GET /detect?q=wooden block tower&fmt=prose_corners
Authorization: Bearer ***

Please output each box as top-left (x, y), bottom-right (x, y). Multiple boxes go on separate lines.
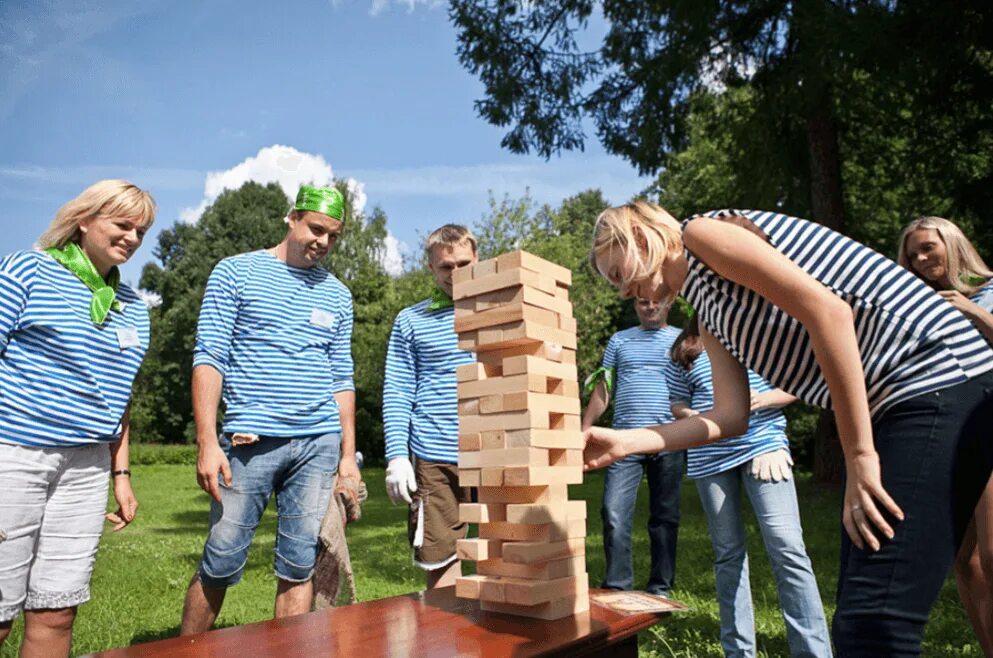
top-left (452, 250), bottom-right (590, 620)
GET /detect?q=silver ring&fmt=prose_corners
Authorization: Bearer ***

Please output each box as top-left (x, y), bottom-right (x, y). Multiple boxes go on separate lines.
top-left (851, 504), bottom-right (862, 512)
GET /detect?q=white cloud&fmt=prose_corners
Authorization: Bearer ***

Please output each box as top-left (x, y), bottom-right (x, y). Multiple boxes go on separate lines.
top-left (382, 232), bottom-right (405, 276)
top-left (367, 0), bottom-right (444, 16)
top-left (136, 289), bottom-right (163, 309)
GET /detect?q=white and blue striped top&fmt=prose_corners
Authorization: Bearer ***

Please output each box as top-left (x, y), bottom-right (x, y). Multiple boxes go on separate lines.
top-left (602, 325), bottom-right (683, 429)
top-left (970, 279), bottom-right (993, 313)
top-left (682, 210), bottom-right (993, 419)
top-left (193, 250), bottom-right (354, 437)
top-left (383, 299), bottom-right (475, 464)
top-left (0, 250), bottom-right (149, 447)
top-left (664, 352), bottom-right (788, 479)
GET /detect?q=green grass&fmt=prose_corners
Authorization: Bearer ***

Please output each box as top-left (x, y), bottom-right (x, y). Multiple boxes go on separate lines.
top-left (0, 465), bottom-right (981, 656)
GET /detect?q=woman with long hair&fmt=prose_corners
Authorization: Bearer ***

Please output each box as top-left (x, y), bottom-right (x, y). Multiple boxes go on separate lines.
top-left (0, 180), bottom-right (155, 658)
top-left (584, 202), bottom-right (993, 656)
top-left (898, 216), bottom-right (993, 656)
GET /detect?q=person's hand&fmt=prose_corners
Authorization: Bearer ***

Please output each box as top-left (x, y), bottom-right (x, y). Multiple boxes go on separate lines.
top-left (938, 289), bottom-right (981, 317)
top-left (843, 450), bottom-right (905, 551)
top-left (196, 437), bottom-right (232, 503)
top-left (583, 426), bottom-right (631, 470)
top-left (385, 457), bottom-right (417, 505)
top-left (106, 476), bottom-right (138, 531)
top-left (338, 454), bottom-right (362, 483)
top-left (749, 389), bottom-right (765, 411)
top-left (749, 449), bottom-right (793, 482)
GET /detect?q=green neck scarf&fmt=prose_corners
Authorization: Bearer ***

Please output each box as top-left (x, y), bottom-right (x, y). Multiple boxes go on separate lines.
top-left (427, 287), bottom-right (454, 312)
top-left (45, 242), bottom-right (122, 325)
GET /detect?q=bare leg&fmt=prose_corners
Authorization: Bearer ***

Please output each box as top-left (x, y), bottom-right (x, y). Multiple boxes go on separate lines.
top-left (20, 607), bottom-right (76, 658)
top-left (274, 579), bottom-right (313, 618)
top-left (426, 561), bottom-right (460, 590)
top-left (180, 574), bottom-right (226, 635)
top-left (956, 474), bottom-right (993, 657)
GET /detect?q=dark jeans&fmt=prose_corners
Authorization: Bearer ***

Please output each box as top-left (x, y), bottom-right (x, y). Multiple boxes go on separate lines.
top-left (601, 451), bottom-right (686, 595)
top-left (833, 372), bottom-right (993, 657)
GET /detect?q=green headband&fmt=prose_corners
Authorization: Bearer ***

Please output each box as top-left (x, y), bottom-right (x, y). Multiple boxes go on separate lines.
top-left (294, 185), bottom-right (345, 220)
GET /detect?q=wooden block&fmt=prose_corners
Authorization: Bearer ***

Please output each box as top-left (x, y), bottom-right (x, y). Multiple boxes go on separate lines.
top-left (474, 321), bottom-right (578, 351)
top-left (478, 576), bottom-right (506, 603)
top-left (480, 431), bottom-right (506, 450)
top-left (505, 429), bottom-right (583, 450)
top-left (459, 410), bottom-right (550, 433)
top-left (457, 537), bottom-right (502, 561)
top-left (452, 264), bottom-right (475, 286)
top-left (502, 537), bottom-right (586, 565)
top-left (481, 467), bottom-right (505, 486)
top-left (480, 582), bottom-right (589, 620)
top-left (463, 285), bottom-right (573, 317)
top-left (549, 448), bottom-right (583, 467)
top-left (471, 447), bottom-right (549, 469)
top-left (458, 433), bottom-right (481, 451)
top-left (554, 283), bottom-right (569, 300)
top-left (496, 250), bottom-right (572, 286)
top-left (476, 342), bottom-right (569, 366)
top-left (501, 355), bottom-right (578, 381)
top-left (456, 362), bottom-right (499, 383)
top-left (459, 503), bottom-right (507, 523)
top-left (453, 268), bottom-right (556, 300)
top-left (477, 555), bottom-right (586, 580)
top-left (549, 413), bottom-right (581, 431)
top-left (505, 500), bottom-right (586, 525)
top-left (476, 484), bottom-right (568, 504)
top-left (496, 391), bottom-right (581, 415)
top-left (560, 348), bottom-right (576, 365)
top-left (458, 398), bottom-right (480, 415)
top-left (455, 575), bottom-right (485, 599)
top-left (472, 258), bottom-right (498, 279)
top-left (503, 465), bottom-right (583, 486)
top-left (459, 469), bottom-right (480, 487)
top-left (503, 574), bottom-right (587, 607)
top-left (478, 393), bottom-right (505, 414)
top-left (547, 378), bottom-right (580, 397)
top-left (558, 315), bottom-right (577, 333)
top-left (478, 519), bottom-right (584, 543)
top-left (458, 373), bottom-right (545, 399)
top-left (453, 302), bottom-right (561, 334)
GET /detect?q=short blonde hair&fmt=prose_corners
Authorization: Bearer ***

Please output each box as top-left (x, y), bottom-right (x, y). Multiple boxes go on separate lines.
top-left (589, 201), bottom-right (682, 286)
top-left (425, 224), bottom-right (477, 256)
top-left (897, 216), bottom-right (992, 295)
top-left (36, 179), bottom-right (157, 250)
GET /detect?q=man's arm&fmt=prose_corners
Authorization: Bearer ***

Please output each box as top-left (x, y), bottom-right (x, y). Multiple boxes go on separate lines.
top-left (334, 389), bottom-right (359, 481)
top-left (581, 381), bottom-right (610, 431)
top-left (193, 364), bottom-right (231, 502)
top-left (330, 289), bottom-right (359, 481)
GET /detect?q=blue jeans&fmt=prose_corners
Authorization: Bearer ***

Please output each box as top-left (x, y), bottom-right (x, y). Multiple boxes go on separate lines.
top-left (197, 432), bottom-right (341, 588)
top-left (833, 373), bottom-right (993, 656)
top-left (601, 451), bottom-right (685, 595)
top-left (696, 462), bottom-right (831, 658)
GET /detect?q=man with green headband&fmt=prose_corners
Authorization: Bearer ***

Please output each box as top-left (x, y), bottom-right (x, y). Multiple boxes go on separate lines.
top-left (181, 185), bottom-right (360, 632)
top-left (382, 224), bottom-right (478, 589)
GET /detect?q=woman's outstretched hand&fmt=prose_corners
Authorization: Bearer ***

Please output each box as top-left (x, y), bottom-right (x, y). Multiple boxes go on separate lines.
top-left (843, 450), bottom-right (904, 551)
top-left (582, 426), bottom-right (630, 471)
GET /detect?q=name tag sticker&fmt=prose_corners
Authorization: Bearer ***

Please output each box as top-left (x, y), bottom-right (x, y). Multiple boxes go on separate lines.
top-left (309, 308), bottom-right (336, 330)
top-left (116, 327), bottom-right (140, 349)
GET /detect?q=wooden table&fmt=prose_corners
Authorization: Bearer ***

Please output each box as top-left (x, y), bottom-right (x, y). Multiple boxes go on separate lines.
top-left (85, 587), bottom-right (668, 657)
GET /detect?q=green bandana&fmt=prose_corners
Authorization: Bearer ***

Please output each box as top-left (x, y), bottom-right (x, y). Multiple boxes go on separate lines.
top-left (295, 185), bottom-right (345, 220)
top-left (45, 243), bottom-right (122, 325)
top-left (427, 288), bottom-right (454, 312)
top-left (584, 367), bottom-right (615, 397)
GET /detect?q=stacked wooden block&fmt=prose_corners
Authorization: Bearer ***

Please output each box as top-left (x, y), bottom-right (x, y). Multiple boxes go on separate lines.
top-left (452, 250), bottom-right (590, 620)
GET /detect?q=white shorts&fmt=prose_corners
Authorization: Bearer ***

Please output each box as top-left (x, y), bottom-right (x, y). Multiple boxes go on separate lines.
top-left (0, 442), bottom-right (110, 621)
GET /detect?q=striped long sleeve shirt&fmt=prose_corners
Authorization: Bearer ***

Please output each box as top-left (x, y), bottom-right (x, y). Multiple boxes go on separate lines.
top-left (383, 299), bottom-right (475, 464)
top-left (682, 210), bottom-right (993, 419)
top-left (0, 250), bottom-right (149, 447)
top-left (664, 353), bottom-right (788, 479)
top-left (602, 325), bottom-right (682, 429)
top-left (193, 250), bottom-right (354, 437)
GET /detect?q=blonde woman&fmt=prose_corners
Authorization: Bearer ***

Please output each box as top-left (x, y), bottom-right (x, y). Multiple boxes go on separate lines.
top-left (584, 203), bottom-right (993, 656)
top-left (0, 180), bottom-right (155, 658)
top-left (899, 216), bottom-right (993, 656)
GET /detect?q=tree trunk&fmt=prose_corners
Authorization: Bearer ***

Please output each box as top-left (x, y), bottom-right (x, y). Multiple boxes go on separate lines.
top-left (806, 106), bottom-right (847, 483)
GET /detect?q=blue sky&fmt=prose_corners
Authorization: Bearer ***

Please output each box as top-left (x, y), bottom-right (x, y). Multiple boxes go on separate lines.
top-left (0, 0), bottom-right (651, 283)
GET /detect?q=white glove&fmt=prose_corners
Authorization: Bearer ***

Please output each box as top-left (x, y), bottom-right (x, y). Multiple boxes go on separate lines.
top-left (750, 449), bottom-right (794, 482)
top-left (385, 457), bottom-right (417, 505)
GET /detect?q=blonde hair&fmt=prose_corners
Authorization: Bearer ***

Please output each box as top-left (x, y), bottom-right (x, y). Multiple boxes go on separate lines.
top-left (36, 179), bottom-right (157, 250)
top-left (897, 216), bottom-right (992, 295)
top-left (425, 223), bottom-right (477, 256)
top-left (589, 201), bottom-right (682, 287)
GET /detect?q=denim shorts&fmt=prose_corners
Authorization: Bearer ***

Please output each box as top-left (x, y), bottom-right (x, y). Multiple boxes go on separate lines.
top-left (0, 442), bottom-right (110, 621)
top-left (197, 432), bottom-right (340, 588)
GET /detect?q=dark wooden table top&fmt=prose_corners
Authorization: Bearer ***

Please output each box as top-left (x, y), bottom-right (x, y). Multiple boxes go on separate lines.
top-left (84, 587), bottom-right (668, 657)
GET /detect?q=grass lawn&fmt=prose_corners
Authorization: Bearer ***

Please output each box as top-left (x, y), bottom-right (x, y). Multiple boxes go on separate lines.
top-left (0, 465), bottom-right (981, 656)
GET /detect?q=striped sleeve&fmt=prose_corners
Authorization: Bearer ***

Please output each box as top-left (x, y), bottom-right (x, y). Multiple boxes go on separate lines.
top-left (383, 311), bottom-right (415, 461)
top-left (193, 258), bottom-right (240, 375)
top-left (664, 360), bottom-right (691, 405)
top-left (330, 288), bottom-right (355, 393)
top-left (601, 333), bottom-right (618, 370)
top-left (0, 254), bottom-right (32, 353)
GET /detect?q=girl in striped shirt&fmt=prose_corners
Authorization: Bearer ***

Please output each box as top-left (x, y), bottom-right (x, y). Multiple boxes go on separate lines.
top-left (665, 316), bottom-right (830, 657)
top-left (0, 180), bottom-right (155, 657)
top-left (584, 202), bottom-right (993, 656)
top-left (898, 216), bottom-right (993, 656)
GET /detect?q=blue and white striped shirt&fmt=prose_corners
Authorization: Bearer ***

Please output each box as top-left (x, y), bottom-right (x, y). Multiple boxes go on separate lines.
top-left (0, 250), bottom-right (149, 447)
top-left (602, 325), bottom-right (683, 429)
top-left (193, 250), bottom-right (354, 437)
top-left (383, 299), bottom-right (475, 463)
top-left (682, 210), bottom-right (993, 419)
top-left (664, 353), bottom-right (788, 479)
top-left (970, 279), bottom-right (993, 313)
